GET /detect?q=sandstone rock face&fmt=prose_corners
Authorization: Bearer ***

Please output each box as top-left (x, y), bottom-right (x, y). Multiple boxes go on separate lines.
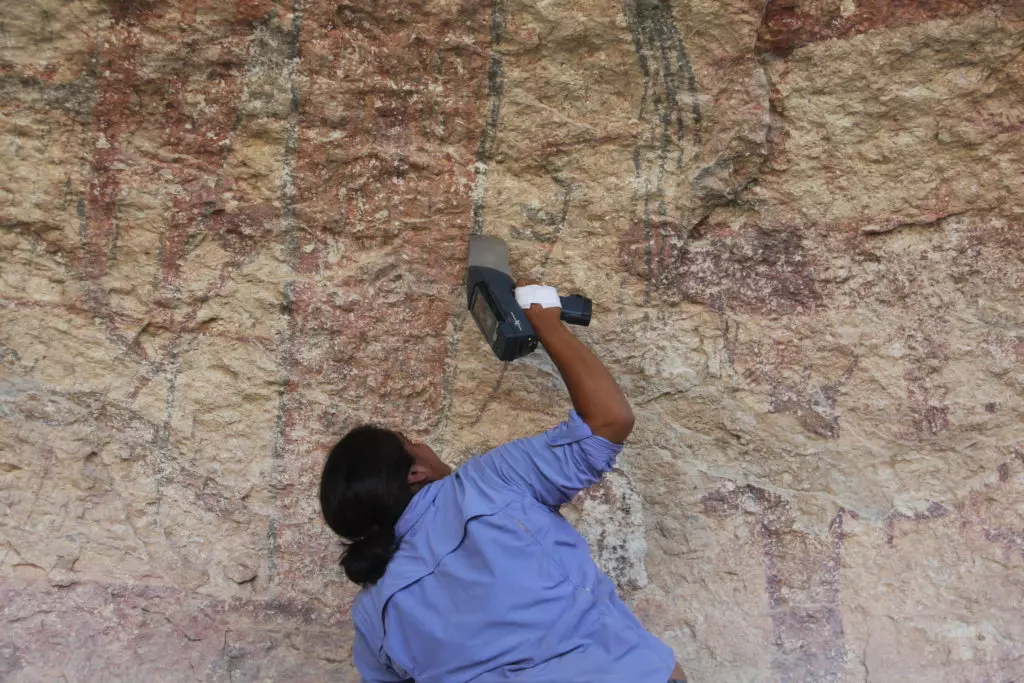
top-left (1, 0), bottom-right (1022, 680)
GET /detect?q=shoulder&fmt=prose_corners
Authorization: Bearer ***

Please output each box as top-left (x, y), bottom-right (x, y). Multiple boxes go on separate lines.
top-left (458, 411), bottom-right (619, 479)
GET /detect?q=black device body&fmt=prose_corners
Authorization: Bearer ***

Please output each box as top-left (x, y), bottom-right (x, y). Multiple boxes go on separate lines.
top-left (466, 265), bottom-right (592, 362)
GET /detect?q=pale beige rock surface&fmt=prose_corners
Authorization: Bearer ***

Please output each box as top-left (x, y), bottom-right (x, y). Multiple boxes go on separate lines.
top-left (1, 0), bottom-right (1022, 681)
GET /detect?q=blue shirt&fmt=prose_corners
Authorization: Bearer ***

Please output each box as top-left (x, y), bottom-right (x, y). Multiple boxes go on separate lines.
top-left (352, 411), bottom-right (676, 683)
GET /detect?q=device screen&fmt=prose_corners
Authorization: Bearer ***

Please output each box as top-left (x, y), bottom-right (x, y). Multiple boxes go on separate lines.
top-left (471, 286), bottom-right (501, 344)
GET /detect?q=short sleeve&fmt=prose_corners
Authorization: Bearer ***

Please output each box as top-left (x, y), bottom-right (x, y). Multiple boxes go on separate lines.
top-left (353, 620), bottom-right (411, 683)
top-left (461, 410), bottom-right (624, 507)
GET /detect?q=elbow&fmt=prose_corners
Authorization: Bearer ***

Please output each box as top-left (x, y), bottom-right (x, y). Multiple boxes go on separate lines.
top-left (618, 409), bottom-right (636, 438)
top-left (593, 408), bottom-right (635, 444)
top-left (617, 397), bottom-right (635, 429)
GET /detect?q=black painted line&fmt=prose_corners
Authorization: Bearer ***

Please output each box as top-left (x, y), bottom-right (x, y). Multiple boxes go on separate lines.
top-left (622, 0), bottom-right (702, 301)
top-left (471, 0), bottom-right (508, 237)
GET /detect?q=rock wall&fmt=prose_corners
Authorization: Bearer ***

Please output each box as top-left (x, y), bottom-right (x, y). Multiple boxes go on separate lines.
top-left (1, 0), bottom-right (1022, 681)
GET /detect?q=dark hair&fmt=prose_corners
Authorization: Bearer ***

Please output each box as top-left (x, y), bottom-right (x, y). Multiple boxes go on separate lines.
top-left (319, 425), bottom-right (414, 586)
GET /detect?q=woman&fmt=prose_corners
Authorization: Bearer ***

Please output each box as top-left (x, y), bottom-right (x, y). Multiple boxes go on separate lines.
top-left (320, 284), bottom-right (688, 682)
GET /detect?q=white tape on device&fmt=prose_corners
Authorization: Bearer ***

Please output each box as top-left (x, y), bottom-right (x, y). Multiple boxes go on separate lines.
top-left (515, 284), bottom-right (561, 309)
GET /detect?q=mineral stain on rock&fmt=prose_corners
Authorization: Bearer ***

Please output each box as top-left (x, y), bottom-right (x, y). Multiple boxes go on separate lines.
top-left (701, 486), bottom-right (846, 682)
top-left (623, 224), bottom-right (823, 314)
top-left (757, 0), bottom-right (1000, 57)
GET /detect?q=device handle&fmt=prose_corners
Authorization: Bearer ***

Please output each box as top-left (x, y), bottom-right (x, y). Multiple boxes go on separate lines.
top-left (559, 295), bottom-right (592, 326)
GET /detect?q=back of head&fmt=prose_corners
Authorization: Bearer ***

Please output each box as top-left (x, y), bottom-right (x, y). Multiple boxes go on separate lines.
top-left (319, 425), bottom-right (414, 586)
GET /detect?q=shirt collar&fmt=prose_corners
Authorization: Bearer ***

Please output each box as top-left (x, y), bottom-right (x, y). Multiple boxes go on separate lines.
top-left (395, 479), bottom-right (443, 540)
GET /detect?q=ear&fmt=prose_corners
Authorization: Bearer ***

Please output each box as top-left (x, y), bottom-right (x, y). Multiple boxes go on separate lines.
top-left (407, 461), bottom-right (431, 486)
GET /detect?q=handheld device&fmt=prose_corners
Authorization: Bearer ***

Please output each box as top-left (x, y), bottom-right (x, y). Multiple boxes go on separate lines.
top-left (466, 235), bottom-right (592, 361)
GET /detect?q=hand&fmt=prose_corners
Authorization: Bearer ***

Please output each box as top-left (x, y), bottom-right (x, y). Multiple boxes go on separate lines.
top-left (516, 279), bottom-right (562, 329)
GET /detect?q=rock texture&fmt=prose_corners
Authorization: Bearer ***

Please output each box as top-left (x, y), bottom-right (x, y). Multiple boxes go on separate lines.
top-left (1, 0), bottom-right (1022, 681)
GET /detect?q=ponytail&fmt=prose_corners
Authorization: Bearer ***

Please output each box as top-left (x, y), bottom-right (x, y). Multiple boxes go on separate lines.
top-left (319, 425), bottom-right (414, 586)
top-left (342, 526), bottom-right (400, 585)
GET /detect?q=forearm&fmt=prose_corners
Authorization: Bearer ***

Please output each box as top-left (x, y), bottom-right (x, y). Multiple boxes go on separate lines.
top-left (531, 316), bottom-right (634, 443)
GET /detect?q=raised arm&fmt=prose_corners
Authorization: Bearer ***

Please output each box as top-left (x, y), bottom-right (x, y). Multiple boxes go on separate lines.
top-left (519, 283), bottom-right (634, 444)
top-left (457, 285), bottom-right (633, 506)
